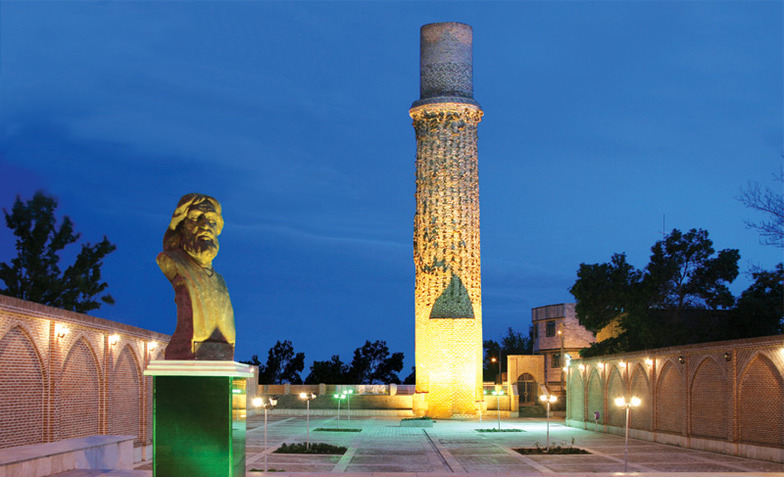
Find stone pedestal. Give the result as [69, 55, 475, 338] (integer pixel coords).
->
[144, 361, 254, 477]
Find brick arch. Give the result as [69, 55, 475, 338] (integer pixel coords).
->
[690, 356, 729, 439]
[0, 325, 46, 448]
[739, 353, 784, 446]
[629, 364, 652, 431]
[59, 336, 101, 439]
[567, 369, 584, 421]
[655, 361, 684, 434]
[587, 369, 603, 423]
[109, 345, 141, 440]
[607, 368, 626, 427]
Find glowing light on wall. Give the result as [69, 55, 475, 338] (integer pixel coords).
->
[645, 358, 653, 366]
[54, 324, 69, 339]
[109, 334, 120, 346]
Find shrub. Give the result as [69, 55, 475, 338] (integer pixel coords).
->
[274, 442, 347, 455]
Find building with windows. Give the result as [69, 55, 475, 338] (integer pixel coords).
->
[531, 303, 596, 394]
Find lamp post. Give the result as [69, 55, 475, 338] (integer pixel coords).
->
[299, 392, 317, 449]
[253, 396, 277, 472]
[491, 356, 501, 386]
[342, 389, 354, 421]
[557, 325, 565, 392]
[491, 390, 504, 430]
[614, 396, 641, 472]
[539, 394, 557, 450]
[333, 393, 346, 429]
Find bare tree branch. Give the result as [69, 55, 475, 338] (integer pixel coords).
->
[737, 167, 784, 248]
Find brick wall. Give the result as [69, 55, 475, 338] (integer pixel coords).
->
[0, 295, 169, 450]
[411, 102, 484, 418]
[566, 334, 784, 462]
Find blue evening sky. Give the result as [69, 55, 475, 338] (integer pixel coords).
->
[0, 1, 781, 372]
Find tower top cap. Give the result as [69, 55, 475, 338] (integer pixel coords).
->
[418, 22, 475, 103]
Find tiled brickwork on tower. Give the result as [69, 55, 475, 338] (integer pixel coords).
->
[0, 294, 169, 450]
[566, 335, 784, 462]
[411, 22, 483, 418]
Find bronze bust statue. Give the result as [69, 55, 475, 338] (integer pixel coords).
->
[158, 193, 235, 360]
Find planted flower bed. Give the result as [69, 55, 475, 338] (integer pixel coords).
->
[400, 417, 434, 427]
[274, 442, 347, 455]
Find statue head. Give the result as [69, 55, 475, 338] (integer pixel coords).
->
[163, 193, 224, 267]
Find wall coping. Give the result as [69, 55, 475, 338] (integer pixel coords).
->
[574, 334, 784, 363]
[144, 360, 254, 377]
[0, 294, 170, 341]
[0, 435, 134, 466]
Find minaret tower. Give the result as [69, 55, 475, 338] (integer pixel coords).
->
[410, 22, 483, 418]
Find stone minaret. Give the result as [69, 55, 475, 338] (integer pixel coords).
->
[410, 22, 483, 418]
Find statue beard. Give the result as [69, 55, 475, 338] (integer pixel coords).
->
[182, 234, 219, 266]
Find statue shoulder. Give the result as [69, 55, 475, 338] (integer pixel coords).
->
[157, 251, 181, 279]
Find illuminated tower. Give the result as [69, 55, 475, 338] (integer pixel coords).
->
[410, 22, 483, 418]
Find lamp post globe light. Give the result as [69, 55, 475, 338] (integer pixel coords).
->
[539, 394, 557, 450]
[342, 389, 354, 421]
[299, 392, 317, 449]
[333, 393, 346, 429]
[491, 390, 504, 430]
[491, 356, 501, 386]
[252, 396, 277, 473]
[615, 396, 641, 472]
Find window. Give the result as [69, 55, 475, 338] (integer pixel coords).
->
[545, 320, 556, 337]
[551, 353, 561, 368]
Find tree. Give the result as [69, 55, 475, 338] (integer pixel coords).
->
[501, 327, 532, 355]
[0, 192, 116, 313]
[482, 339, 501, 382]
[570, 228, 741, 356]
[304, 355, 348, 384]
[240, 355, 262, 367]
[346, 340, 404, 384]
[403, 366, 415, 385]
[257, 340, 305, 384]
[645, 228, 739, 313]
[570, 253, 642, 333]
[738, 167, 784, 248]
[483, 327, 533, 381]
[732, 264, 784, 337]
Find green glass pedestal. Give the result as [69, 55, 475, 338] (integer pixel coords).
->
[144, 361, 253, 477]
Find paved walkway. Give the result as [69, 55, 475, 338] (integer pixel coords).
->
[54, 415, 784, 476]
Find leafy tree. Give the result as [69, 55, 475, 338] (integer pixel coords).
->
[240, 355, 262, 367]
[0, 192, 116, 313]
[304, 355, 348, 384]
[302, 340, 405, 384]
[403, 366, 415, 385]
[738, 167, 784, 248]
[257, 340, 305, 384]
[346, 340, 404, 384]
[571, 253, 642, 333]
[483, 327, 533, 381]
[732, 264, 784, 337]
[645, 228, 739, 314]
[501, 327, 532, 355]
[482, 339, 501, 382]
[570, 228, 741, 356]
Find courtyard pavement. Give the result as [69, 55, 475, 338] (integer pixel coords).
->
[54, 415, 784, 476]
